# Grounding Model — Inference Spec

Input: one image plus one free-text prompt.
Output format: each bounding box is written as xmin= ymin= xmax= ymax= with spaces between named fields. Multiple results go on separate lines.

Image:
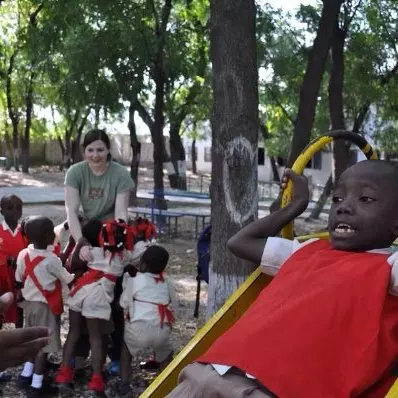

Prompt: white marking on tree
xmin=222 ymin=136 xmax=257 ymax=225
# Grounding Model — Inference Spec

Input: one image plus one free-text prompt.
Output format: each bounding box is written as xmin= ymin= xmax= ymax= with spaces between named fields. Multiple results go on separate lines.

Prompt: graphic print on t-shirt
xmin=88 ymin=187 xmax=104 ymax=200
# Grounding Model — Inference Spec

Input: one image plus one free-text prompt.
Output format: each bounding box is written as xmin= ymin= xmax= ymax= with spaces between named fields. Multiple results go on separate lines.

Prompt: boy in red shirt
xmin=0 ymin=194 xmax=27 ymax=328
xmin=168 ymin=160 xmax=398 ymax=398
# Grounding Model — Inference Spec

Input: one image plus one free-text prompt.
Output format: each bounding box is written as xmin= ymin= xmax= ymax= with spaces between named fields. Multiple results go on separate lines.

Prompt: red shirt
xmin=198 ymin=240 xmax=398 ymax=397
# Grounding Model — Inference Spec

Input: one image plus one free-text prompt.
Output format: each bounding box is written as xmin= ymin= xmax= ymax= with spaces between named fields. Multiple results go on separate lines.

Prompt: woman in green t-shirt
xmin=63 ymin=129 xmax=134 ymax=378
xmin=64 ymin=129 xmax=134 ymax=261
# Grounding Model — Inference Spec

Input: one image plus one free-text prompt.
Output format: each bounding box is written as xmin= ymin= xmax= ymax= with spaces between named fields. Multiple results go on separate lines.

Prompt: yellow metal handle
xmin=281 ymin=130 xmax=377 ymax=239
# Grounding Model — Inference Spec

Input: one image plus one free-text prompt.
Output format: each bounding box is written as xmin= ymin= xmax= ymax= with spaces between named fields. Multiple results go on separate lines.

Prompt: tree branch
xmin=266 ymin=87 xmax=296 ymax=126
xmin=135 ymin=100 xmax=154 ymax=130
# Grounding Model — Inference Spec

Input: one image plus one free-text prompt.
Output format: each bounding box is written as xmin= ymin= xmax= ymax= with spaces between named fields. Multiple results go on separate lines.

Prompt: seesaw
xmin=140 ymin=130 xmax=398 ymax=398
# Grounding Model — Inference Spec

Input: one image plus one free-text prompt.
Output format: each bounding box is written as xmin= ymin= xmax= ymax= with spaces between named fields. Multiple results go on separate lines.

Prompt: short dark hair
xmin=25 ymin=216 xmax=54 ymax=246
xmin=0 ymin=194 xmax=23 ymax=209
xmin=82 ymin=219 xmax=102 ymax=247
xmin=141 ymin=245 xmax=169 ymax=274
xmin=82 ymin=129 xmax=111 ymax=151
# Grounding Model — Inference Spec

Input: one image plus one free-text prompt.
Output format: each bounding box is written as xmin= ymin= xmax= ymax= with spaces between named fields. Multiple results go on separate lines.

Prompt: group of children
xmin=0 ymin=194 xmax=176 ymax=398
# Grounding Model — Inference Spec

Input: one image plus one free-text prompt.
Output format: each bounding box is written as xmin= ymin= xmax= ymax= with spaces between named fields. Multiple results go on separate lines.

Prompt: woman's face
xmin=84 ymin=139 xmax=109 ymax=166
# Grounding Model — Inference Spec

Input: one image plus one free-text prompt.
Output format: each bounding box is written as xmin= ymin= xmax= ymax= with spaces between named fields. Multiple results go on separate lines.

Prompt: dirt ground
xmin=0 ymin=166 xmax=327 ymax=397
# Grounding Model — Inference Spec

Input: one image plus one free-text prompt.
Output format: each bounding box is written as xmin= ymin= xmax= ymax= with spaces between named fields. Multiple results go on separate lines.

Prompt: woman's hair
xmin=82 ymin=129 xmax=111 ymax=160
xmin=141 ymin=245 xmax=169 ymax=274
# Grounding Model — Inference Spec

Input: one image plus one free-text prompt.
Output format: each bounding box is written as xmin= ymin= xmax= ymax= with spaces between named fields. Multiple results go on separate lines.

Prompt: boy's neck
xmin=5 ymin=219 xmax=18 ymax=232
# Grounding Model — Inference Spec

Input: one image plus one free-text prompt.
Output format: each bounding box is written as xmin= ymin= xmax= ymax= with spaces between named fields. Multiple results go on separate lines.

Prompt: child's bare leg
xmin=86 ymin=318 xmax=103 ymax=374
xmin=61 ymin=310 xmax=83 ymax=366
xmin=86 ymin=318 xmax=106 ymax=393
xmin=120 ymin=342 xmax=132 ymax=384
xmin=15 ymin=307 xmax=23 ymax=329
xmin=30 ymin=352 xmax=47 ymax=391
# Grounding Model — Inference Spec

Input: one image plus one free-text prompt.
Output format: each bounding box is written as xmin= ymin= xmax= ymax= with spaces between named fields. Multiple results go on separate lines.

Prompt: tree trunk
xmin=128 ymin=102 xmax=141 ymax=205
xmin=309 ymin=23 xmax=347 ymax=220
xmin=307 ymin=174 xmax=333 ymax=220
xmin=270 ymin=156 xmax=280 ymax=182
xmin=72 ymin=108 xmax=90 ymax=164
xmin=329 ymin=24 xmax=348 ymax=182
xmin=57 ymin=135 xmax=66 ymax=171
xmin=6 ymin=52 xmax=20 ymax=171
xmin=207 ymin=0 xmax=259 ymax=316
xmin=21 ymin=71 xmax=35 ymax=173
xmin=169 ymin=121 xmax=187 ymax=190
xmin=191 ymin=139 xmax=197 ymax=174
xmin=286 ymin=0 xmax=343 ymax=167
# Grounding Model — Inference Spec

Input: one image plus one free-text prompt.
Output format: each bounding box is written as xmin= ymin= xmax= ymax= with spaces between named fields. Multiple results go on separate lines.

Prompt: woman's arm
xmin=64 ymin=186 xmax=83 ymax=242
xmin=114 ymin=190 xmax=130 ymax=222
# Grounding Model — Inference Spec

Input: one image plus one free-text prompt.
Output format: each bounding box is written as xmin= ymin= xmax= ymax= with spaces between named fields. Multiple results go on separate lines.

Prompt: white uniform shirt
xmin=16 ymin=245 xmax=74 ymax=304
xmin=212 ymin=237 xmax=398 ymax=377
xmin=83 ymin=247 xmax=132 ymax=302
xmin=120 ymin=272 xmax=177 ymax=324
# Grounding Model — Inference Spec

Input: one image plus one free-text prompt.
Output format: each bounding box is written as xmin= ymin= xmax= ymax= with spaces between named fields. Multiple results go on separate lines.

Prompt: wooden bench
xmin=128 ymin=207 xmax=184 ymax=235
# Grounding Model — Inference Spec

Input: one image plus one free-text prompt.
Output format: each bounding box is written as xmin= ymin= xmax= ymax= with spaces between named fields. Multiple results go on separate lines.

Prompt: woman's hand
xmin=79 ymin=245 xmax=93 ymax=262
xmin=280 ymin=168 xmax=310 ymax=212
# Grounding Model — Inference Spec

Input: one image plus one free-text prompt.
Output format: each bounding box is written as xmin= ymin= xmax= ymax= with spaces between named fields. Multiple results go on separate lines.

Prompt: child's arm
xmin=227 ymin=169 xmax=309 ymax=264
xmin=14 ymin=251 xmax=26 ymax=283
xmin=47 ymin=256 xmax=75 ymax=285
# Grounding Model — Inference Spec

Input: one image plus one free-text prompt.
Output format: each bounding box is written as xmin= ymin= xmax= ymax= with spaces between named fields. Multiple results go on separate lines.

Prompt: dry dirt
xmin=0 ymin=166 xmax=327 ymax=397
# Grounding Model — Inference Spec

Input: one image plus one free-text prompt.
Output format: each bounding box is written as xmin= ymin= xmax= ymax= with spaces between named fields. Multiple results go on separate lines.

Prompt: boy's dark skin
xmin=23 ymin=217 xmax=57 ymax=381
xmin=1 ymin=195 xmax=24 ymax=328
xmin=166 ymin=160 xmax=398 ymax=397
xmin=228 ymin=160 xmax=398 ymax=263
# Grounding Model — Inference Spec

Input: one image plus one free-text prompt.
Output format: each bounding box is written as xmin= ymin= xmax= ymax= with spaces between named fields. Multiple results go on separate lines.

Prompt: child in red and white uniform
xmin=56 ymin=219 xmax=134 ymax=397
xmin=168 ymin=160 xmax=398 ymax=398
xmin=0 ymin=195 xmax=27 ymax=328
xmin=15 ymin=216 xmax=74 ymax=397
xmin=115 ymin=243 xmax=176 ymax=396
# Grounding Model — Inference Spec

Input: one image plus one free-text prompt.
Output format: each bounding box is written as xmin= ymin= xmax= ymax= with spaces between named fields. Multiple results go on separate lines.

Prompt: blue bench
xmin=149 ymin=189 xmax=210 ymax=200
xmin=128 ymin=207 xmax=184 ymax=235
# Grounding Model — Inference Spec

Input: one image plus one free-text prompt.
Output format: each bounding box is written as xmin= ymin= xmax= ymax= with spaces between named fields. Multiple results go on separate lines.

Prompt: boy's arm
xmin=15 ymin=251 xmax=26 ymax=283
xmin=227 ymin=169 xmax=309 ymax=264
xmin=48 ymin=256 xmax=75 ymax=285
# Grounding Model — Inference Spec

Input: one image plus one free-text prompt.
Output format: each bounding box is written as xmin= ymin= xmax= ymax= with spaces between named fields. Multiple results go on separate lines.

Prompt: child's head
xmin=24 ymin=216 xmax=55 ymax=249
xmin=141 ymin=245 xmax=169 ymax=274
xmin=328 ymin=160 xmax=398 ymax=251
xmin=0 ymin=195 xmax=23 ymax=226
xmin=83 ymin=219 xmax=127 ymax=252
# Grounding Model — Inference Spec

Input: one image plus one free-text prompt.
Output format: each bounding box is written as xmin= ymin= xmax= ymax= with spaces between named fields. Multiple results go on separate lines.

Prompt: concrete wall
xmin=185 ymin=137 xmax=334 ymax=186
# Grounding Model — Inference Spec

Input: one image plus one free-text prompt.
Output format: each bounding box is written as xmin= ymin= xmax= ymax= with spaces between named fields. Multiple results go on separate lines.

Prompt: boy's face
xmin=328 ymin=161 xmax=398 ymax=251
xmin=0 ymin=198 xmax=22 ymax=225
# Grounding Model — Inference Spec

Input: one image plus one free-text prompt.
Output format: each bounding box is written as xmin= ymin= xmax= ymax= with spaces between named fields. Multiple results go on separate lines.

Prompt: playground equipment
xmin=140 ymin=130 xmax=398 ymax=398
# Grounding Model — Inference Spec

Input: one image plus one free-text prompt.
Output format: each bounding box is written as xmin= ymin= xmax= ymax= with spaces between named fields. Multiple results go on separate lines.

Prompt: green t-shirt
xmin=65 ymin=161 xmax=135 ymax=221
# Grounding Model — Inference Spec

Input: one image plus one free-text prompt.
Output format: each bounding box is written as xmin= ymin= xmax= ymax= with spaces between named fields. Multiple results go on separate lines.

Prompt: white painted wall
xmin=185 ymin=137 xmax=334 ymax=186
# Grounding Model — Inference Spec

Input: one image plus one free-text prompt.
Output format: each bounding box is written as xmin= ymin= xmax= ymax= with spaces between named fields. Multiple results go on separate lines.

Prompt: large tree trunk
xmin=128 ymin=102 xmax=141 ymax=205
xmin=207 ymin=0 xmax=259 ymax=316
xmin=286 ymin=0 xmax=343 ymax=167
xmin=21 ymin=71 xmax=35 ymax=173
xmin=169 ymin=121 xmax=187 ymax=190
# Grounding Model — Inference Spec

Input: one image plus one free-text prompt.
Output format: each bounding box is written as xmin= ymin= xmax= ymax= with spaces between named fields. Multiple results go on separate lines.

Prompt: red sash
xmin=69 ymin=268 xmax=117 ymax=297
xmin=22 ymin=254 xmax=63 ymax=315
xmin=198 ymin=240 xmax=398 ymax=397
xmin=134 ymin=297 xmax=175 ymax=328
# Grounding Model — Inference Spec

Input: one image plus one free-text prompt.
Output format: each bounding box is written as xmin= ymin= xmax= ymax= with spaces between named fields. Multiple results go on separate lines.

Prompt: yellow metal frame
xmin=140 ymin=131 xmax=398 ymax=398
